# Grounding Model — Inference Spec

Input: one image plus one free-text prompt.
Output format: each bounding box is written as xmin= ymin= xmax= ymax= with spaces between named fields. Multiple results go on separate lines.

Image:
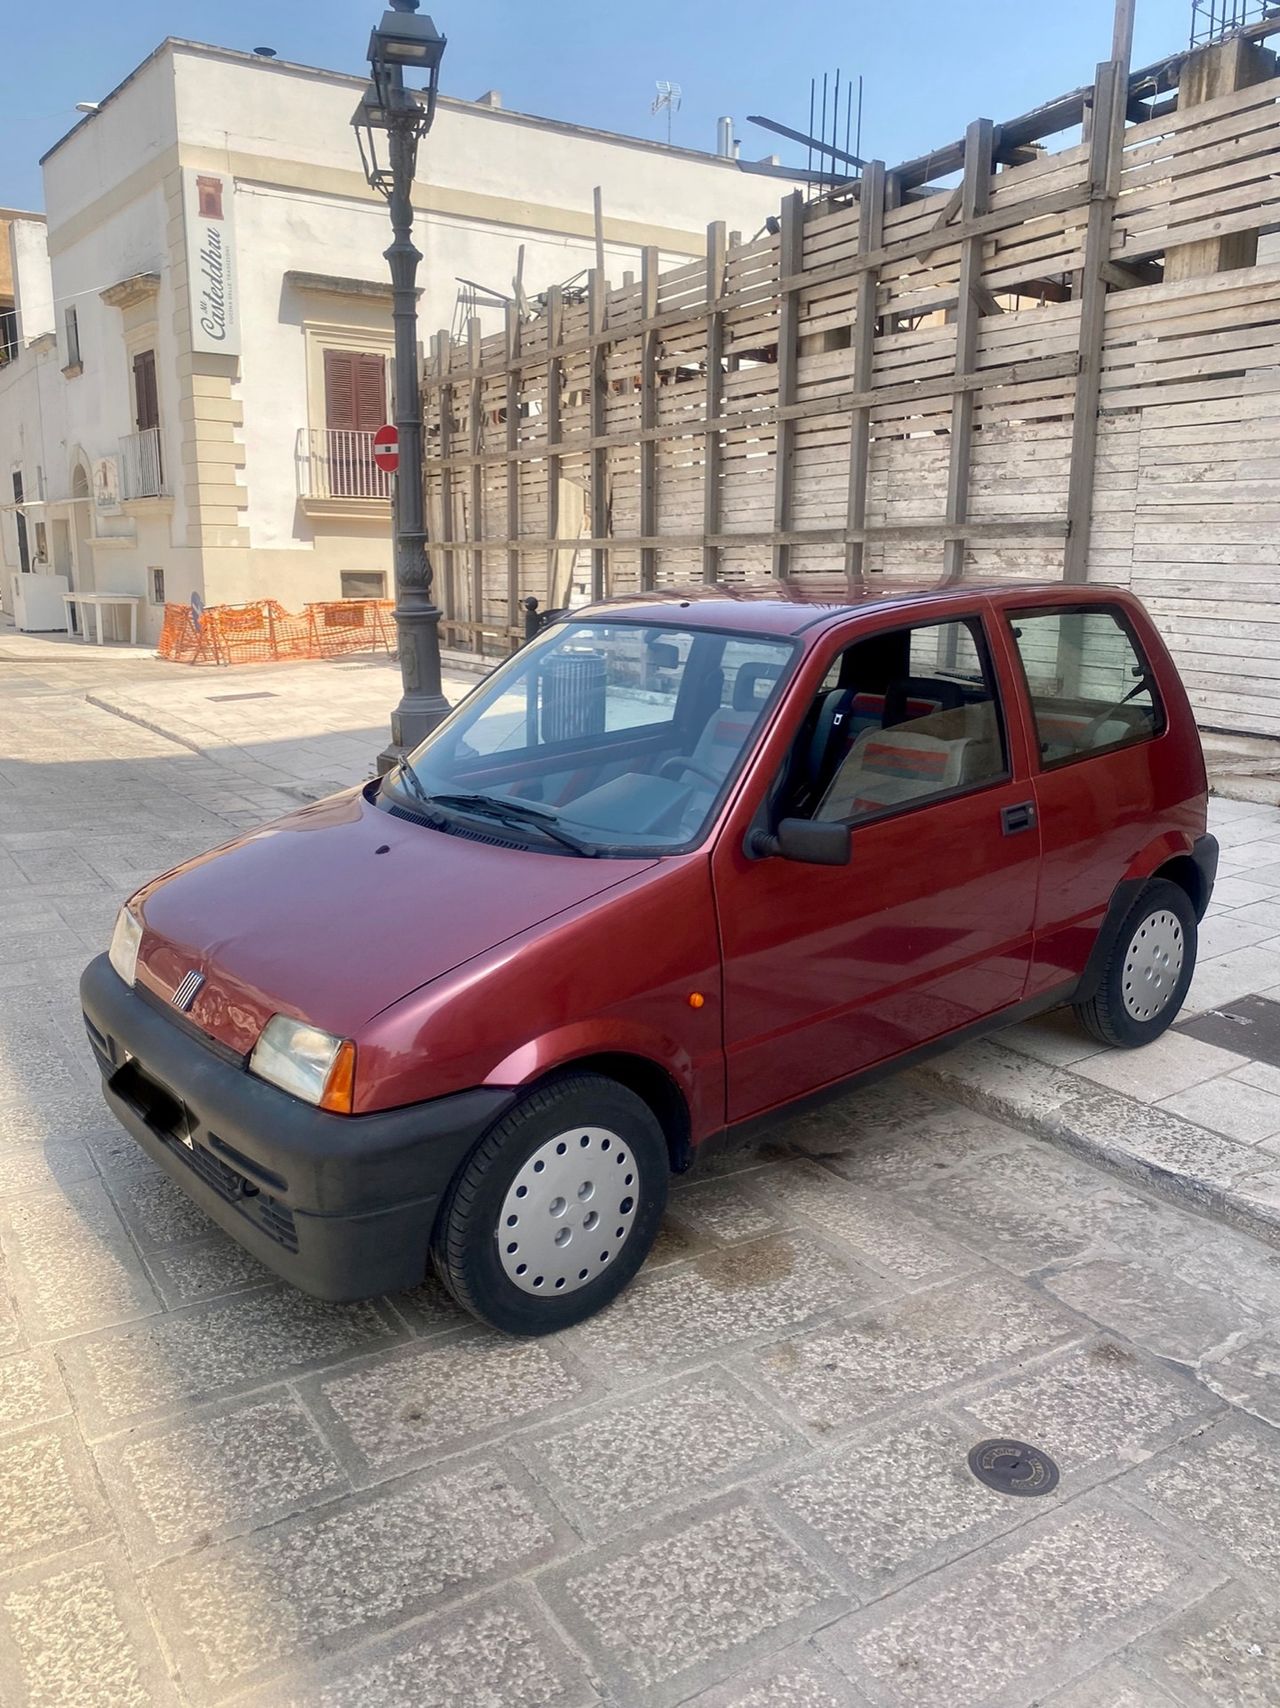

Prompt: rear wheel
xmin=432 ymin=1073 xmax=668 ymax=1335
xmin=1074 ymin=878 xmax=1197 ymax=1048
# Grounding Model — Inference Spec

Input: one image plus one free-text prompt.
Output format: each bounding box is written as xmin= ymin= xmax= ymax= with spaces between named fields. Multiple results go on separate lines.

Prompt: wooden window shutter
xmin=354 ymin=353 xmax=387 ymax=432
xmin=324 ymin=350 xmax=357 ymax=430
xmin=133 ymin=350 xmax=159 ymax=432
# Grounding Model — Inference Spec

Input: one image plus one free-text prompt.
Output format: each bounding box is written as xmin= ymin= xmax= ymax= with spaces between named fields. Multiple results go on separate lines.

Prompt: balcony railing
xmin=297 ymin=427 xmax=392 ymax=501
xmin=120 ymin=426 xmax=167 ymax=499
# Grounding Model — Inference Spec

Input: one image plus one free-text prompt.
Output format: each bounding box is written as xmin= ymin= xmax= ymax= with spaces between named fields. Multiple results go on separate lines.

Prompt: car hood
xmin=132 ymin=785 xmax=655 ymax=1056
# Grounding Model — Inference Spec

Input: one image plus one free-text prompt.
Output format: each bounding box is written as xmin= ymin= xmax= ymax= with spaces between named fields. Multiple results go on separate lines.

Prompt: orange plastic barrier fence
xmin=157 ymin=599 xmax=398 ymax=665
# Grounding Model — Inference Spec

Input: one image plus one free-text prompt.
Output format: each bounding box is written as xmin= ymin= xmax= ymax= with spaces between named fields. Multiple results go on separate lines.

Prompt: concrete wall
xmin=8 ymin=220 xmax=55 ymax=344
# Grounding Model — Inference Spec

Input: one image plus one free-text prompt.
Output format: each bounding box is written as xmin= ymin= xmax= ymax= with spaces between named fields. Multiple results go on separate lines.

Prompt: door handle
xmin=1001 ymin=801 xmax=1036 ymax=836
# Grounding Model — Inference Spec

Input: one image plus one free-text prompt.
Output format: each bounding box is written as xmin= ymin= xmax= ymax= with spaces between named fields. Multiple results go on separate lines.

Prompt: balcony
xmin=120 ymin=426 xmax=167 ymax=500
xmin=297 ymin=428 xmax=392 ymax=516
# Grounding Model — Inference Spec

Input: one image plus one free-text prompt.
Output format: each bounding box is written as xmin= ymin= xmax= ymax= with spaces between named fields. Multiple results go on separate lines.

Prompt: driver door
xmin=713 ymin=607 xmax=1040 ymax=1123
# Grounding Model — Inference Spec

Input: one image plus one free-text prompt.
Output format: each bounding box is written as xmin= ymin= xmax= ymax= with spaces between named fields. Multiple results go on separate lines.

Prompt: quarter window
xmin=1008 ymin=607 xmax=1163 ymax=768
xmin=809 ymin=616 xmax=1008 ymax=824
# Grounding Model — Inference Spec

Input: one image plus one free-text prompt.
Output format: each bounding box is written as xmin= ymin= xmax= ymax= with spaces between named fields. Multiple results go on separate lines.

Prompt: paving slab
xmin=541 ymin=1493 xmax=847 ymax=1708
xmin=1137 ymin=1583 xmax=1280 ymax=1708
xmin=297 ymin=1327 xmax=594 ymax=1483
xmin=239 ymin=1585 xmax=600 ymax=1708
xmin=93 ymin=1386 xmax=351 ymax=1566
xmin=515 ymin=1367 xmax=799 ymax=1540
xmin=737 ymin=1269 xmax=1083 ymax=1439
xmin=149 ymin=1453 xmax=570 ymax=1704
xmin=0 ymin=1548 xmax=181 ymax=1708
xmin=817 ymin=1496 xmax=1222 ymax=1708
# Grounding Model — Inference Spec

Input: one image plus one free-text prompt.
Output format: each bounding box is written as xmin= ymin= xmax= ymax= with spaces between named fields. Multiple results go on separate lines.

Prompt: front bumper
xmin=80 ymin=954 xmax=515 ymax=1300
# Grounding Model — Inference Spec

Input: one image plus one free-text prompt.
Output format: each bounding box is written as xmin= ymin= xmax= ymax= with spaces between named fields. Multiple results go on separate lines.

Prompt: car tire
xmin=1074 ymin=877 xmax=1197 ymax=1049
xmin=432 ymin=1072 xmax=669 ymax=1335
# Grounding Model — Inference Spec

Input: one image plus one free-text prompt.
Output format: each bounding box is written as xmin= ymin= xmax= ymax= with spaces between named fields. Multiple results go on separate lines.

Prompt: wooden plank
xmin=588 ymin=269 xmax=609 ymax=601
xmin=544 ymin=286 xmax=563 ymax=605
xmin=702 ymin=222 xmax=727 ymax=583
xmin=504 ymin=303 xmax=521 ymax=639
xmin=1064 ymin=59 xmax=1121 ymax=584
xmin=467 ymin=317 xmax=485 ymax=644
xmin=639 ymin=247 xmax=659 ymax=590
xmin=771 ymin=192 xmax=804 ymax=578
xmin=943 ymin=119 xmax=994 ymax=583
xmin=845 ymin=162 xmax=885 ymax=591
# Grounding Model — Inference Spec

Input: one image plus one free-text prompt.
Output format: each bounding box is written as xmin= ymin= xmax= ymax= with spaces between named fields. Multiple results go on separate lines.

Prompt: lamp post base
xmin=375 ymin=595 xmax=451 ymax=774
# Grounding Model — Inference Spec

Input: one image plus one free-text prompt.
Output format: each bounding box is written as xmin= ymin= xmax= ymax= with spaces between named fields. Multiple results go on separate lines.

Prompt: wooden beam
xmin=425 ymin=350 xmax=1081 ymax=475
xmin=1064 ymin=59 xmax=1122 ymax=584
xmin=503 ymin=302 xmax=521 ymax=643
xmin=432 ymin=333 xmax=457 ymax=633
xmin=423 ymin=517 xmax=1070 ymax=554
xmin=702 ymin=221 xmax=727 ymax=583
xmin=588 ymin=268 xmax=609 ymax=601
xmin=942 ymin=118 xmax=994 ymax=584
xmin=467 ymin=316 xmax=484 ymax=640
xmin=771 ymin=190 xmax=805 ymax=579
xmin=639 ymin=246 xmax=659 ymax=590
xmin=544 ymin=285 xmax=563 ymax=606
xmin=844 ymin=160 xmax=885 ymax=593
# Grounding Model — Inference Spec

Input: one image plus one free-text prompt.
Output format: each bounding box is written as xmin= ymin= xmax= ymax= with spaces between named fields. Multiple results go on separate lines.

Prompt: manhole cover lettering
xmin=967 ymin=1438 xmax=1060 ymax=1497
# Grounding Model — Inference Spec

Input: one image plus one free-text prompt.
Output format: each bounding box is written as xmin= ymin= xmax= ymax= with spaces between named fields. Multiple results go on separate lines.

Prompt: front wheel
xmin=1074 ymin=877 xmax=1197 ymax=1048
xmin=432 ymin=1073 xmax=669 ymax=1335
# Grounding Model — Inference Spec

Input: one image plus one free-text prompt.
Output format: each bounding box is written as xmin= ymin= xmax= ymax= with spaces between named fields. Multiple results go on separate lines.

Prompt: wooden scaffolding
xmin=421 ymin=25 xmax=1280 ymax=736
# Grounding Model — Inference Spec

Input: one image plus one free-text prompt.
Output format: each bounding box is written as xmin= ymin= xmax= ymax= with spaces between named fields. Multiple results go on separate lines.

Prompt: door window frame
xmin=1004 ymin=601 xmax=1167 ymax=775
xmin=791 ymin=608 xmax=1015 ymax=832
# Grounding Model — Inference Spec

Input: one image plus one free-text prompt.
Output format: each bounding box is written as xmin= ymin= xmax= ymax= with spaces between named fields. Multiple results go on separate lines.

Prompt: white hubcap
xmin=498 ymin=1126 xmax=639 ymax=1297
xmin=1122 ymin=908 xmax=1184 ymax=1021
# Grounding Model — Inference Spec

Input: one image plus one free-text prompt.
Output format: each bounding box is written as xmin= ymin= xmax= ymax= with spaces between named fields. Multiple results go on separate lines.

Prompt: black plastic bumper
xmin=1192 ymin=831 xmax=1219 ymax=918
xmin=80 ymin=954 xmax=516 ymax=1300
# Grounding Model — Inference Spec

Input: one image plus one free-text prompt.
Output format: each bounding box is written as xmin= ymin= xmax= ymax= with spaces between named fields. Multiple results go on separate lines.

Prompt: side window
xmin=1009 ymin=607 xmax=1164 ymax=768
xmin=806 ymin=616 xmax=1008 ymax=824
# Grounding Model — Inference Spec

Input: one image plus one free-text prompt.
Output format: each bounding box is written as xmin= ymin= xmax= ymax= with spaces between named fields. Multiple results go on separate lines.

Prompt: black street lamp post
xmin=352 ymin=1 xmax=451 ymax=773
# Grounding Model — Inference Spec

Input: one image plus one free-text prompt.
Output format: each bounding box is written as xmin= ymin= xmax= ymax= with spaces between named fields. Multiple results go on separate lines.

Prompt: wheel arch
xmin=526 ymin=1052 xmax=694 ymax=1174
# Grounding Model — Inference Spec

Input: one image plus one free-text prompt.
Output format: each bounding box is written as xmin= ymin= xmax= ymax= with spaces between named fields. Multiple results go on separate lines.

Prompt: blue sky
xmin=3 ymin=0 xmax=1192 ymax=212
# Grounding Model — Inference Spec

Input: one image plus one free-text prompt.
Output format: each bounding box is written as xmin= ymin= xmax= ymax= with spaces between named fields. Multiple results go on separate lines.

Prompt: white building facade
xmin=0 ymin=40 xmax=797 ymax=644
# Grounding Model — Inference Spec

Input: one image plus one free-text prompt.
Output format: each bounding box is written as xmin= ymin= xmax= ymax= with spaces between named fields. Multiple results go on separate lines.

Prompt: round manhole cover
xmin=967 ymin=1438 xmax=1060 ymax=1497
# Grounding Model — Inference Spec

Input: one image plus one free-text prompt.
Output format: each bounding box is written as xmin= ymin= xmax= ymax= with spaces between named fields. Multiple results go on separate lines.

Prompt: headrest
xmin=883 ymin=675 xmax=967 ymax=727
xmin=733 ymin=661 xmax=783 ymax=710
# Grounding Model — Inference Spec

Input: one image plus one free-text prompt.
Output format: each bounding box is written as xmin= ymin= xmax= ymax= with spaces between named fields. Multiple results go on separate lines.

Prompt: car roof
xmin=570 ymin=580 xmax=1109 ymax=639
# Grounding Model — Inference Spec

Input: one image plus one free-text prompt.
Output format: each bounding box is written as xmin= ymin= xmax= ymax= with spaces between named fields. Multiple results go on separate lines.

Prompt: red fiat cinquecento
xmin=82 ymin=582 xmax=1216 ymax=1334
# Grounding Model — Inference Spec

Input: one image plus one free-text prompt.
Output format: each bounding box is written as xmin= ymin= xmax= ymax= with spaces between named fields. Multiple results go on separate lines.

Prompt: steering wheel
xmin=659 ymin=755 xmax=721 ymax=787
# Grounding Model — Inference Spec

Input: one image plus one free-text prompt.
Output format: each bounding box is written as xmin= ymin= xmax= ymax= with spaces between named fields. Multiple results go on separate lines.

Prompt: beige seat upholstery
xmin=818 ymin=701 xmax=1000 ymax=821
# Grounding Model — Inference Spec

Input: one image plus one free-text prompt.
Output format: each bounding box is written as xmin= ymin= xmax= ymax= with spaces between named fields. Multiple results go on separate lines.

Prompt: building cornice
xmin=100 ymin=272 xmax=161 ymax=309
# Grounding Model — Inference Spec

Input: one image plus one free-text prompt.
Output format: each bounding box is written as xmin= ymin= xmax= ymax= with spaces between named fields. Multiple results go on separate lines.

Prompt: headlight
xmin=249 ymin=1015 xmax=356 ymax=1113
xmin=108 ymin=906 xmax=143 ymax=987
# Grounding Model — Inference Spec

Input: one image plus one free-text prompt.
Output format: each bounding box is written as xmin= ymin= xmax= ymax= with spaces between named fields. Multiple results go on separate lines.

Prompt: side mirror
xmin=749 ymin=817 xmax=851 ymax=866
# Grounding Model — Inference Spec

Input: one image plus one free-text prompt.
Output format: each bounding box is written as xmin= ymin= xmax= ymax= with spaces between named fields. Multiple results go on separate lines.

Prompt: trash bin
xmin=541 ymin=650 xmax=607 ymax=743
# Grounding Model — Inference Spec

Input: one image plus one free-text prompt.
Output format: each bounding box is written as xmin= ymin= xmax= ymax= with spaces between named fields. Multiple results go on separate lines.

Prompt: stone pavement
xmin=2 ymin=635 xmax=1280 ymax=1705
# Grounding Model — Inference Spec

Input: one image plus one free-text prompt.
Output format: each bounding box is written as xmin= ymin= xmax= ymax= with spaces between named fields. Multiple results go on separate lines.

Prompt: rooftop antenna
xmin=652 ymin=80 xmax=682 ymax=145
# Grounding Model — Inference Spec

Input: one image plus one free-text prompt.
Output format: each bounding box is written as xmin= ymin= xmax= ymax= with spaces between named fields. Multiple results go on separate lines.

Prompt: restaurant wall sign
xmin=184 ymin=169 xmax=240 ymax=357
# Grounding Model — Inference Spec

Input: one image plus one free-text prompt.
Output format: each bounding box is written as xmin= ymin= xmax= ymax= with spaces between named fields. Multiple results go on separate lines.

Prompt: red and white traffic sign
xmin=372 ymin=424 xmax=400 ymax=474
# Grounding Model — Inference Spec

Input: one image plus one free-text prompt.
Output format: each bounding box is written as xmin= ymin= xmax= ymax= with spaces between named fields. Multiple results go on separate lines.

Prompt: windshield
xmin=383 ymin=620 xmax=796 ymax=854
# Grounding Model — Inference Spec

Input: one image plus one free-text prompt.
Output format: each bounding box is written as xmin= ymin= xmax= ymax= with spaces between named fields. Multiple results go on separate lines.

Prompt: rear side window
xmin=1009 ymin=606 xmax=1164 ymax=769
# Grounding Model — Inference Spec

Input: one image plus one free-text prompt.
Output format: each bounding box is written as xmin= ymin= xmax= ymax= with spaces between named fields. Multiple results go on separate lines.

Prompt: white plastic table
xmin=63 ymin=593 xmax=143 ymax=645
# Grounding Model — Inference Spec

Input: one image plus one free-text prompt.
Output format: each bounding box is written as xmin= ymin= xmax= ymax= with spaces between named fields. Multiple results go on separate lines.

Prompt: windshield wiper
xmin=425 ymin=792 xmax=600 ymax=856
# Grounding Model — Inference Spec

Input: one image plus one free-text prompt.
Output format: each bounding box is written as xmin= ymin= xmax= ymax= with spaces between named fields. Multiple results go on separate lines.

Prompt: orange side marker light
xmin=320 ymin=1040 xmax=357 ymax=1114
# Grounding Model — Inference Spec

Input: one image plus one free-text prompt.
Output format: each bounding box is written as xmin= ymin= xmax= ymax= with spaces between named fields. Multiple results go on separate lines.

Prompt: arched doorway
xmin=69 ymin=462 xmax=94 ymax=634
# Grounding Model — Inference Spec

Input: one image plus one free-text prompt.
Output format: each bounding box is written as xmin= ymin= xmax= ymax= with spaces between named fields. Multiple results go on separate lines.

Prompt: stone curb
xmin=919 ymin=1041 xmax=1280 ymax=1254
xmin=85 ymin=692 xmax=206 ymax=755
